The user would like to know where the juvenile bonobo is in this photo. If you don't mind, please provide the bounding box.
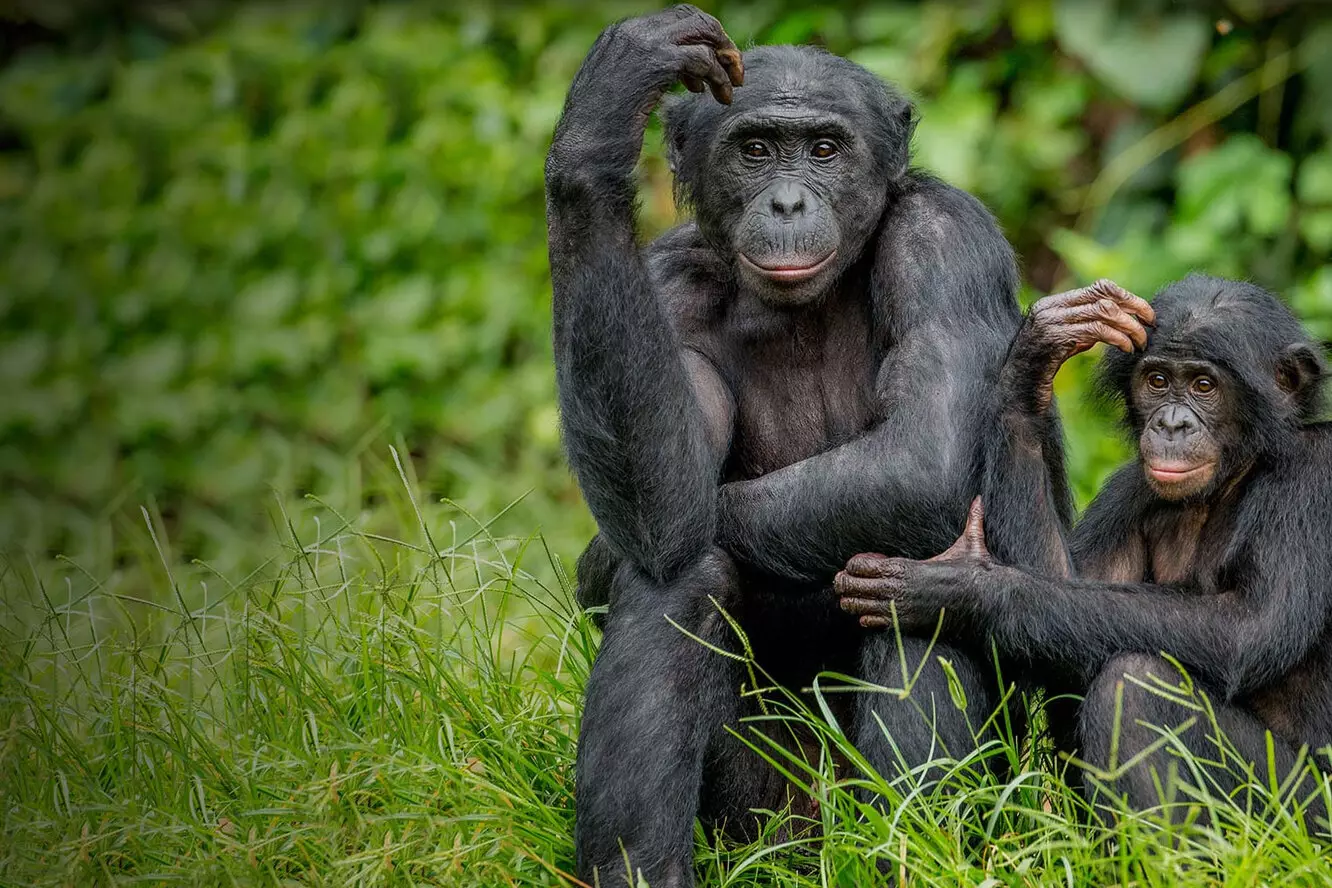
[837,274,1332,828]
[546,6,1069,885]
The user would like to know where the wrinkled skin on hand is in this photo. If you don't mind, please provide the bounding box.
[1004,279,1156,415]
[834,497,994,631]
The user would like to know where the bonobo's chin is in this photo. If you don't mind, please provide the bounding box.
[738,250,837,306]
[1142,460,1217,501]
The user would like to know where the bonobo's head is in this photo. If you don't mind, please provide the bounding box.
[663,45,914,307]
[1100,274,1326,501]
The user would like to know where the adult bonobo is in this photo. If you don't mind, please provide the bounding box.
[546,7,1066,883]
[837,274,1332,829]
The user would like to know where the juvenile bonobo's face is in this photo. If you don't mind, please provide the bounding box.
[1131,357,1229,500]
[665,46,912,307]
[1108,274,1327,503]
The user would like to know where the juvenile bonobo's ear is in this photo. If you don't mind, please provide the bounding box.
[927,497,989,563]
[1276,342,1326,415]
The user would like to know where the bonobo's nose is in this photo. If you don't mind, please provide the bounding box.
[1152,404,1198,441]
[769,181,807,219]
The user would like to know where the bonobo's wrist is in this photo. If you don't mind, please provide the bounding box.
[999,315,1058,416]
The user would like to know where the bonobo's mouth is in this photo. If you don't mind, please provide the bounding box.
[739,250,837,284]
[1146,461,1215,485]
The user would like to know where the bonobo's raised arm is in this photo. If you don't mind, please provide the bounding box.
[976,280,1156,578]
[717,181,1030,579]
[546,9,743,582]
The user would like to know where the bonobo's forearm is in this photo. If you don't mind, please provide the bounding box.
[719,353,979,581]
[545,29,732,582]
[977,363,1074,578]
[937,567,1301,696]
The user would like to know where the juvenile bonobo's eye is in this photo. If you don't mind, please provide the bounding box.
[1192,375,1216,395]
[741,140,770,159]
[1147,372,1169,392]
[810,139,838,160]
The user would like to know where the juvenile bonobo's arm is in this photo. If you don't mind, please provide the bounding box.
[835,490,1332,697]
[981,280,1155,577]
[717,182,1024,581]
[546,7,743,582]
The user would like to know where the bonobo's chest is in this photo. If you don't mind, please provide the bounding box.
[723,300,877,480]
[1142,501,1239,589]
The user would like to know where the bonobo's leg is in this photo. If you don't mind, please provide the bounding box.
[576,548,743,888]
[853,635,997,791]
[1079,653,1328,832]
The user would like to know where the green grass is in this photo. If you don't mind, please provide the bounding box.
[2,449,1330,886]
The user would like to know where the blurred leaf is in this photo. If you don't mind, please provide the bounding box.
[1054,0,1209,109]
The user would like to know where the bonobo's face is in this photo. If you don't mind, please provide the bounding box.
[1131,357,1229,500]
[712,107,881,305]
[666,46,911,308]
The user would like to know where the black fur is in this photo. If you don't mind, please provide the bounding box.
[545,9,1066,884]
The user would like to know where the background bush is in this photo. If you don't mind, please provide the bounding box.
[2,0,1331,573]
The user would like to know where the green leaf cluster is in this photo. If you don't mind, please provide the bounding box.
[1,1,1330,569]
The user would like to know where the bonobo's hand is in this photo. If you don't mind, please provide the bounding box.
[834,498,994,631]
[1004,279,1156,414]
[550,6,743,176]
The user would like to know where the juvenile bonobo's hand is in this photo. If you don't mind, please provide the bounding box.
[551,7,743,168]
[1004,279,1156,414]
[834,498,993,631]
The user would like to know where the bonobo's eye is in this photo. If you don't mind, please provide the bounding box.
[810,139,838,160]
[1146,372,1169,392]
[741,140,770,159]
[1192,375,1216,395]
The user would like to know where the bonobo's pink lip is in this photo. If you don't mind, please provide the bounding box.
[739,250,837,283]
[1147,462,1214,484]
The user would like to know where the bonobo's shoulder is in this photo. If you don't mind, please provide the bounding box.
[1280,423,1332,487]
[888,172,1007,237]
[643,222,728,328]
[1240,426,1332,524]
[1089,463,1151,511]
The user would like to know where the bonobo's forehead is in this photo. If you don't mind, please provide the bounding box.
[732,45,890,114]
[1147,274,1309,369]
[687,44,899,130]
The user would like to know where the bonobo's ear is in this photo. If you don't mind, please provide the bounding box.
[1276,342,1325,396]
[661,94,692,178]
[887,97,917,179]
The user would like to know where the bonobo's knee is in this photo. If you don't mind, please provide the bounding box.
[575,534,618,626]
[1080,653,1193,767]
[603,546,742,642]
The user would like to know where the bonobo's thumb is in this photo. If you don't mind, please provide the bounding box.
[928,497,989,562]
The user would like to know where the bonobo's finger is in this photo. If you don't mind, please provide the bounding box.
[860,615,892,630]
[838,596,891,617]
[843,552,898,578]
[835,572,901,600]
[1089,278,1155,326]
[665,6,743,87]
[677,45,733,104]
[1057,301,1149,350]
[681,74,706,93]
[717,47,745,87]
[1084,321,1135,354]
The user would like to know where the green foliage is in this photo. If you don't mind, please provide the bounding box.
[1,2,1331,564]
